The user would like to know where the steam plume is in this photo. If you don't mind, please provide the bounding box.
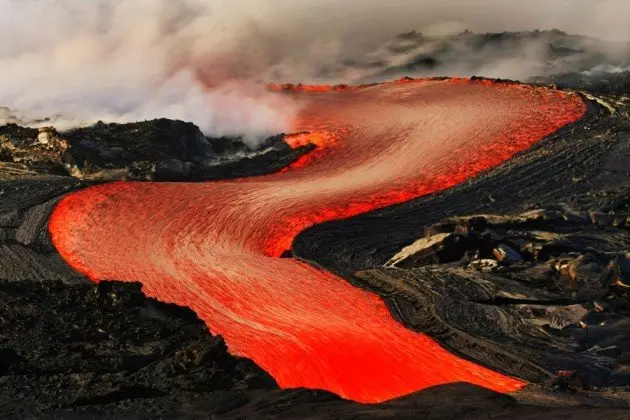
[0,0,300,146]
[0,0,628,144]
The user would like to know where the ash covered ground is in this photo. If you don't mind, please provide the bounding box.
[2,30,630,418]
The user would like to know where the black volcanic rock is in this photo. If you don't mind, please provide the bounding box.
[0,119,315,181]
[533,71,630,95]
[356,204,630,389]
[0,124,77,177]
[0,279,277,417]
[64,118,211,170]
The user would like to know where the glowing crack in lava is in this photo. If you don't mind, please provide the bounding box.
[49,78,586,403]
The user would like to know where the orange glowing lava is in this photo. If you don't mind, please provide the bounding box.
[49,78,586,403]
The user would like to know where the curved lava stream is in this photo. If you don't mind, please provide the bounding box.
[49,78,586,403]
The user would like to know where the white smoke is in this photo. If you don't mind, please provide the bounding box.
[583,64,630,75]
[0,0,629,144]
[0,0,300,146]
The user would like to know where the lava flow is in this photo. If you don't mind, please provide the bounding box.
[49,78,586,403]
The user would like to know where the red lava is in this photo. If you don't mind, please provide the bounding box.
[49,78,586,403]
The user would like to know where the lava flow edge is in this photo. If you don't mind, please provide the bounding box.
[48,78,587,403]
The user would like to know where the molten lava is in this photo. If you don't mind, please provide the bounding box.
[49,78,586,403]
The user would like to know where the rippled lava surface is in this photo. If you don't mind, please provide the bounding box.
[49,79,586,403]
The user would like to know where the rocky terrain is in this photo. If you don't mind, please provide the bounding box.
[1,70,630,417]
[0,118,313,182]
[532,71,630,95]
[0,280,277,418]
[364,207,630,388]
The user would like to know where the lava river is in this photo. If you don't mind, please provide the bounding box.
[49,78,586,403]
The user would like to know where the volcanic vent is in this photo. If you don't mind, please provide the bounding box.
[49,78,586,403]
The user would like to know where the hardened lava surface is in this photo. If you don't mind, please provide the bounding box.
[49,78,585,403]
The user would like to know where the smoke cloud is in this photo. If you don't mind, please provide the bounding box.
[0,0,629,144]
[0,0,301,146]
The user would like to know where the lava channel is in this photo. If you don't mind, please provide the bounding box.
[49,78,586,403]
